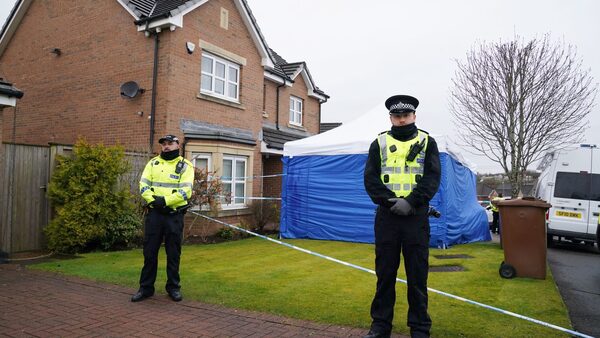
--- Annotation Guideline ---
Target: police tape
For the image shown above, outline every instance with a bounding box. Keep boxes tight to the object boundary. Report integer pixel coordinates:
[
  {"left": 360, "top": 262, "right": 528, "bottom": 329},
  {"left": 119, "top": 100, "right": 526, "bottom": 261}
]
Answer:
[
  {"left": 190, "top": 211, "right": 593, "bottom": 338},
  {"left": 216, "top": 195, "right": 281, "bottom": 201},
  {"left": 199, "top": 173, "right": 285, "bottom": 182}
]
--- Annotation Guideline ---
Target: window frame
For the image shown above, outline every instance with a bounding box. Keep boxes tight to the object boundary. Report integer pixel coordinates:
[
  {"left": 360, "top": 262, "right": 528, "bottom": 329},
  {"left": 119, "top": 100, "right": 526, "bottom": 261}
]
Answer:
[
  {"left": 191, "top": 152, "right": 212, "bottom": 172},
  {"left": 289, "top": 96, "right": 303, "bottom": 126},
  {"left": 221, "top": 155, "right": 248, "bottom": 209},
  {"left": 201, "top": 52, "right": 240, "bottom": 102},
  {"left": 190, "top": 153, "right": 213, "bottom": 211}
]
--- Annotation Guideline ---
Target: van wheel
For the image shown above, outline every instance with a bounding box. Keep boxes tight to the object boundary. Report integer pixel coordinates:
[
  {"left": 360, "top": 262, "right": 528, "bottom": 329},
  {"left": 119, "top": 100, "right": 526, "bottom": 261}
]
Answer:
[{"left": 499, "top": 263, "right": 516, "bottom": 279}]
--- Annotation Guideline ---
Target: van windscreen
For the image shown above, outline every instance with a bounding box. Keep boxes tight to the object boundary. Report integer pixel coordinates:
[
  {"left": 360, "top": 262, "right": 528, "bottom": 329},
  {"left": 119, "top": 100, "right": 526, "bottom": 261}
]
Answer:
[{"left": 554, "top": 171, "right": 600, "bottom": 201}]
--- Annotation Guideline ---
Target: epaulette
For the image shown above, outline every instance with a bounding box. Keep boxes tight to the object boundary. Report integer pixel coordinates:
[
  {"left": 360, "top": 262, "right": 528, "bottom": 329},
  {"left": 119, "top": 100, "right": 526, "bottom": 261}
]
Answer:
[
  {"left": 418, "top": 129, "right": 430, "bottom": 135},
  {"left": 377, "top": 130, "right": 389, "bottom": 136}
]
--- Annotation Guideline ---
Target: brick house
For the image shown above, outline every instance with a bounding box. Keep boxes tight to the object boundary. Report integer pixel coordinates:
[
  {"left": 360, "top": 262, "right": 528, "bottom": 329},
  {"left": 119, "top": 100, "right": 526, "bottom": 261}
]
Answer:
[{"left": 0, "top": 0, "right": 328, "bottom": 252}]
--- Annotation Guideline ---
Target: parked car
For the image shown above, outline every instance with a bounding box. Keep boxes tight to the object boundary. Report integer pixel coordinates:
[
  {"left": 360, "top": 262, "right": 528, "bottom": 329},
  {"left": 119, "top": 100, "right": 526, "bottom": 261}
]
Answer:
[{"left": 478, "top": 200, "right": 493, "bottom": 225}]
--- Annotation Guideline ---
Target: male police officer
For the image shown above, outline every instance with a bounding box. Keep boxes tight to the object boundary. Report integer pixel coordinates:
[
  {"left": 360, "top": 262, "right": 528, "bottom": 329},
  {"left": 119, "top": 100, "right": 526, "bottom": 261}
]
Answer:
[
  {"left": 131, "top": 134, "right": 194, "bottom": 302},
  {"left": 363, "top": 95, "right": 441, "bottom": 338}
]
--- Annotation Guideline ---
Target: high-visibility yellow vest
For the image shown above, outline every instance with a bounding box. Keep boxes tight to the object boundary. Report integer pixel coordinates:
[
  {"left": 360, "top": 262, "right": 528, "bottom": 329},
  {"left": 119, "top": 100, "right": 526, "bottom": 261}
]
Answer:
[
  {"left": 490, "top": 197, "right": 500, "bottom": 212},
  {"left": 378, "top": 130, "right": 429, "bottom": 197},
  {"left": 139, "top": 155, "right": 194, "bottom": 210}
]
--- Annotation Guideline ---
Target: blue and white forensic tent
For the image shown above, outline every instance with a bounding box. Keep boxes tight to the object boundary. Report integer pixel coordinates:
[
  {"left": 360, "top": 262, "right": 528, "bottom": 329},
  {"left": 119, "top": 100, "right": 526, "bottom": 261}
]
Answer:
[{"left": 280, "top": 105, "right": 491, "bottom": 247}]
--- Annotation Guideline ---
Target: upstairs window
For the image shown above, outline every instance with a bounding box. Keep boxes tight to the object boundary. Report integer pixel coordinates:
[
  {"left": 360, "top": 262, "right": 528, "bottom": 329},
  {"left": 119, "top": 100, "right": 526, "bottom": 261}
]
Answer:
[
  {"left": 201, "top": 52, "right": 239, "bottom": 101},
  {"left": 289, "top": 96, "right": 303, "bottom": 126}
]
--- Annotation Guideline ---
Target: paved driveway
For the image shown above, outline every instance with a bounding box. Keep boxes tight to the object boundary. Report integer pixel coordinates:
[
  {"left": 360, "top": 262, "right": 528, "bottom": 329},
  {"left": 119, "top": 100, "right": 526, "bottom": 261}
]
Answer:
[
  {"left": 547, "top": 242, "right": 600, "bottom": 338},
  {"left": 0, "top": 264, "right": 409, "bottom": 337}
]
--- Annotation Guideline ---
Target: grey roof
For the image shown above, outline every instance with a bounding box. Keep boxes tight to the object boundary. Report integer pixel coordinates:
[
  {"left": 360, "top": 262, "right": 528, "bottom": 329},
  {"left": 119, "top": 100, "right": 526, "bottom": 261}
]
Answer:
[
  {"left": 181, "top": 119, "right": 255, "bottom": 145},
  {"left": 320, "top": 122, "right": 342, "bottom": 133},
  {"left": 127, "top": 0, "right": 195, "bottom": 19},
  {"left": 268, "top": 49, "right": 328, "bottom": 99},
  {"left": 262, "top": 124, "right": 310, "bottom": 150},
  {"left": 0, "top": 79, "right": 23, "bottom": 99},
  {"left": 267, "top": 49, "right": 293, "bottom": 81}
]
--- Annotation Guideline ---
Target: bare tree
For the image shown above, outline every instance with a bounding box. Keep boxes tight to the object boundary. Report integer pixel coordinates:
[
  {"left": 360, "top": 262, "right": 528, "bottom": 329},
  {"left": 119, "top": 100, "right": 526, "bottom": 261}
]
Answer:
[{"left": 450, "top": 34, "right": 597, "bottom": 196}]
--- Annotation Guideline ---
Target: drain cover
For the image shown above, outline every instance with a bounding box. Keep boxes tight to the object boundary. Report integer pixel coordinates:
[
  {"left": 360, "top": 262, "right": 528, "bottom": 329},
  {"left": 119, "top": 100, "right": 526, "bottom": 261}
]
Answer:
[
  {"left": 429, "top": 265, "right": 465, "bottom": 272},
  {"left": 433, "top": 254, "right": 474, "bottom": 259}
]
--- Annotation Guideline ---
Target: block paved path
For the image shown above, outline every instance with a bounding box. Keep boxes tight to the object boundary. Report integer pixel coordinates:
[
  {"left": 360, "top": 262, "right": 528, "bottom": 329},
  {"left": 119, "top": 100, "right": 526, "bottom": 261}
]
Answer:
[{"left": 0, "top": 264, "right": 407, "bottom": 337}]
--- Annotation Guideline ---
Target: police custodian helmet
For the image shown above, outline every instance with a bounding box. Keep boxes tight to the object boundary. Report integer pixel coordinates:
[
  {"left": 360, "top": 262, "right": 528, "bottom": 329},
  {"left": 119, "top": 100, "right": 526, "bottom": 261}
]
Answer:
[{"left": 385, "top": 95, "right": 419, "bottom": 114}]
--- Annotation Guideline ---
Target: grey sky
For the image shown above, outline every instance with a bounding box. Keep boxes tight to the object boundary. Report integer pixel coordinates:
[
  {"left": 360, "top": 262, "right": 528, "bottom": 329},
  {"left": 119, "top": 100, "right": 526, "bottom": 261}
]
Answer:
[{"left": 1, "top": 0, "right": 599, "bottom": 172}]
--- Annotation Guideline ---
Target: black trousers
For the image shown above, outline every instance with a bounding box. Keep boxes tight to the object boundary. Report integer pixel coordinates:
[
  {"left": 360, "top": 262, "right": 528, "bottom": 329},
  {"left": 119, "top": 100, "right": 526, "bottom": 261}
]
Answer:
[
  {"left": 138, "top": 209, "right": 184, "bottom": 294},
  {"left": 491, "top": 211, "right": 500, "bottom": 234},
  {"left": 370, "top": 207, "right": 432, "bottom": 336}
]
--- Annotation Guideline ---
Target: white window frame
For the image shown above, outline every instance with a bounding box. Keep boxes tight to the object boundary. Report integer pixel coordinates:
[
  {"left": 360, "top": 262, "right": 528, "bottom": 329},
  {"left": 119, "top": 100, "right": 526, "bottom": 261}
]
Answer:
[
  {"left": 191, "top": 153, "right": 212, "bottom": 211},
  {"left": 289, "top": 96, "right": 303, "bottom": 126},
  {"left": 201, "top": 52, "right": 240, "bottom": 102},
  {"left": 191, "top": 152, "right": 212, "bottom": 172},
  {"left": 221, "top": 155, "right": 248, "bottom": 209}
]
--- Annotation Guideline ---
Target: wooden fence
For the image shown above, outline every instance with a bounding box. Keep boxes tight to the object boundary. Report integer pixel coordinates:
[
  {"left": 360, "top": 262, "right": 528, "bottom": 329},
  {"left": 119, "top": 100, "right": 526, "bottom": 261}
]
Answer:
[{"left": 0, "top": 143, "right": 151, "bottom": 254}]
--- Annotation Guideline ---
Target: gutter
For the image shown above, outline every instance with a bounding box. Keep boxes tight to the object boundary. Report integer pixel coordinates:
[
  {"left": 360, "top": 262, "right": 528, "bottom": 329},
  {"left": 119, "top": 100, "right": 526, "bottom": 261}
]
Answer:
[
  {"left": 148, "top": 26, "right": 160, "bottom": 151},
  {"left": 134, "top": 13, "right": 170, "bottom": 26},
  {"left": 275, "top": 82, "right": 285, "bottom": 130}
]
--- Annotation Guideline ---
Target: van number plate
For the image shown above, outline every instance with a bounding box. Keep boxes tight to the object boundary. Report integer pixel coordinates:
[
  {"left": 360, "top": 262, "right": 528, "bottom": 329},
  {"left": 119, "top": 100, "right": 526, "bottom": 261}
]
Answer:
[{"left": 555, "top": 210, "right": 582, "bottom": 218}]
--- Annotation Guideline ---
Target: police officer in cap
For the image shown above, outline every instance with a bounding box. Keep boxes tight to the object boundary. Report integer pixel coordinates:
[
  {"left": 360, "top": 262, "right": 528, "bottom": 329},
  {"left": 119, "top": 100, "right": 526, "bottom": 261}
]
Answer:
[
  {"left": 363, "top": 95, "right": 441, "bottom": 338},
  {"left": 131, "top": 134, "right": 194, "bottom": 302}
]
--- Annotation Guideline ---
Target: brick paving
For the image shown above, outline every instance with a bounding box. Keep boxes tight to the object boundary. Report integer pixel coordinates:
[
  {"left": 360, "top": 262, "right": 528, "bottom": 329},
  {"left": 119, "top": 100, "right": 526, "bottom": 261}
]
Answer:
[{"left": 0, "top": 264, "right": 407, "bottom": 337}]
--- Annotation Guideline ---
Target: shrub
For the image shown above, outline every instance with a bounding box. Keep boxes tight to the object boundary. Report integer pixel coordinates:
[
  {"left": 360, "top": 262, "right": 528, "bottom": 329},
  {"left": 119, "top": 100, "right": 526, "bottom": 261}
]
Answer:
[
  {"left": 184, "top": 167, "right": 225, "bottom": 240},
  {"left": 216, "top": 227, "right": 234, "bottom": 240},
  {"left": 247, "top": 200, "right": 280, "bottom": 233},
  {"left": 44, "top": 139, "right": 141, "bottom": 253}
]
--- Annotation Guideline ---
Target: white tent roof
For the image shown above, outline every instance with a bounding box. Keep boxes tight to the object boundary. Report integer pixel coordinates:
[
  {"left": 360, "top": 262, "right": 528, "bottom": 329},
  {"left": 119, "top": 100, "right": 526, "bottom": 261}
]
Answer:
[{"left": 284, "top": 104, "right": 477, "bottom": 171}]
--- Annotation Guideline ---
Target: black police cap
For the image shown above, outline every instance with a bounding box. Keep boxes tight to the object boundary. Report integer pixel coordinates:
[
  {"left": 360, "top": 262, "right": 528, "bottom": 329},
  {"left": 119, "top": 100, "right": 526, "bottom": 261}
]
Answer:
[
  {"left": 158, "top": 134, "right": 180, "bottom": 144},
  {"left": 385, "top": 95, "right": 419, "bottom": 114}
]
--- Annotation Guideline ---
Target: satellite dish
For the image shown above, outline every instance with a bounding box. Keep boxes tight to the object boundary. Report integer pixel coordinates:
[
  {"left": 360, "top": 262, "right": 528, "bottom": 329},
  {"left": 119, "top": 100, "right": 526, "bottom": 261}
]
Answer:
[{"left": 120, "top": 81, "right": 145, "bottom": 98}]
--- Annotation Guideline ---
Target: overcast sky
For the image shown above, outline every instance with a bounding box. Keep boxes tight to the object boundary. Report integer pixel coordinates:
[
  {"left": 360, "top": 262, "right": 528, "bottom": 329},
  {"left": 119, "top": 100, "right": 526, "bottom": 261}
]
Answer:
[{"left": 1, "top": 0, "right": 599, "bottom": 172}]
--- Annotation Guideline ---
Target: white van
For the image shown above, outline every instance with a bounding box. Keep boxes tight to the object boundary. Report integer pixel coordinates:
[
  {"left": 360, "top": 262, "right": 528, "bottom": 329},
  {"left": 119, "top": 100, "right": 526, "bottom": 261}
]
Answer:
[{"left": 535, "top": 144, "right": 599, "bottom": 246}]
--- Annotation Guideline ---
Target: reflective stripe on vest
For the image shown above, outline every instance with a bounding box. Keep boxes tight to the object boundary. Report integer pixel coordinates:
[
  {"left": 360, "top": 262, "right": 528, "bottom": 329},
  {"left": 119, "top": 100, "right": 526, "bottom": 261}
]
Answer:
[{"left": 378, "top": 130, "right": 429, "bottom": 197}]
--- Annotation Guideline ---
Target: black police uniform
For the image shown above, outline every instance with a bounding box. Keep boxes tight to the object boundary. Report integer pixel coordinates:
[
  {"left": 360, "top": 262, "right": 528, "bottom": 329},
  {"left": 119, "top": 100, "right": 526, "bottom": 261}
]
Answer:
[{"left": 364, "top": 96, "right": 441, "bottom": 338}]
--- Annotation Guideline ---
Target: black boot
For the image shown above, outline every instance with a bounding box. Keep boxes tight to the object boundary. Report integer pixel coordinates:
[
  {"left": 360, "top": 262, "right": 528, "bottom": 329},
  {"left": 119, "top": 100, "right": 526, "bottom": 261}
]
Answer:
[{"left": 363, "top": 328, "right": 391, "bottom": 338}]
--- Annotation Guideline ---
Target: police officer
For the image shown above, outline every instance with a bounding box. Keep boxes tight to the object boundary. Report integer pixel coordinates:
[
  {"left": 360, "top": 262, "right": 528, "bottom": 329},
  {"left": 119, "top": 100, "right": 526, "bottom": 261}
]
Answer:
[
  {"left": 131, "top": 134, "right": 194, "bottom": 302},
  {"left": 490, "top": 193, "right": 503, "bottom": 234},
  {"left": 363, "top": 95, "right": 441, "bottom": 338}
]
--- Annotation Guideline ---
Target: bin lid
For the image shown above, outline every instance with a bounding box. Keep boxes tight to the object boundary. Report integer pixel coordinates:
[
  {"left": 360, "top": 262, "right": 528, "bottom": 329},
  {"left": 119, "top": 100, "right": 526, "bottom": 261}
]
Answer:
[{"left": 496, "top": 197, "right": 552, "bottom": 209}]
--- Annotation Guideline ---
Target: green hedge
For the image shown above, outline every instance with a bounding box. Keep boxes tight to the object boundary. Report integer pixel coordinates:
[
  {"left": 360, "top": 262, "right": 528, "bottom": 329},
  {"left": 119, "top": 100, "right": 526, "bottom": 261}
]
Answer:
[{"left": 45, "top": 139, "right": 141, "bottom": 253}]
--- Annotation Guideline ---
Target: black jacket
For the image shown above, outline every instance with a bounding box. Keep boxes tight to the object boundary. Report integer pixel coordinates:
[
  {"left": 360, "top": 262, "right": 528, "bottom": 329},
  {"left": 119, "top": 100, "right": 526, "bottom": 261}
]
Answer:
[{"left": 364, "top": 129, "right": 441, "bottom": 215}]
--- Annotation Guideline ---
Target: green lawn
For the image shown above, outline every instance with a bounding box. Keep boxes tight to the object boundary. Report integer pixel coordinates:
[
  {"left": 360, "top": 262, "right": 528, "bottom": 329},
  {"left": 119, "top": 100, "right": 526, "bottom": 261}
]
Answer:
[{"left": 30, "top": 238, "right": 571, "bottom": 337}]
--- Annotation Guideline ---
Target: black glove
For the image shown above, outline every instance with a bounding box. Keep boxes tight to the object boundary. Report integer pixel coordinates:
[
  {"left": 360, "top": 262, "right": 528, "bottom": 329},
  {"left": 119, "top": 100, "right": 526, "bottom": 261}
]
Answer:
[
  {"left": 388, "top": 198, "right": 414, "bottom": 216},
  {"left": 151, "top": 195, "right": 166, "bottom": 209}
]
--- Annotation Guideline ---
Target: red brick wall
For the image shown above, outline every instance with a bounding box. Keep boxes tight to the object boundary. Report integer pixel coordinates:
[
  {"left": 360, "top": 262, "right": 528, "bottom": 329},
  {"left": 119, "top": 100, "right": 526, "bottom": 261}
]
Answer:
[
  {"left": 283, "top": 74, "right": 321, "bottom": 134},
  {"left": 0, "top": 1, "right": 155, "bottom": 150},
  {"left": 262, "top": 155, "right": 283, "bottom": 200},
  {"left": 263, "top": 75, "right": 321, "bottom": 134},
  {"left": 0, "top": 0, "right": 323, "bottom": 228}
]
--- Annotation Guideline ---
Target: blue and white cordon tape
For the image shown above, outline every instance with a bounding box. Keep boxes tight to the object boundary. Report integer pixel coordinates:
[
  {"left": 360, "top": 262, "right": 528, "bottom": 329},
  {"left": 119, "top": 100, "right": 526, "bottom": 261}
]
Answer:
[{"left": 190, "top": 211, "right": 594, "bottom": 338}]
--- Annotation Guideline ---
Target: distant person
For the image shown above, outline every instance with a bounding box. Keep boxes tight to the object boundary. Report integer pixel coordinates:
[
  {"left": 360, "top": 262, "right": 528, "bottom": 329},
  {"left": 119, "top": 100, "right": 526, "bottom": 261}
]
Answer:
[
  {"left": 131, "top": 134, "right": 194, "bottom": 303},
  {"left": 363, "top": 95, "right": 441, "bottom": 338},
  {"left": 490, "top": 193, "right": 503, "bottom": 234}
]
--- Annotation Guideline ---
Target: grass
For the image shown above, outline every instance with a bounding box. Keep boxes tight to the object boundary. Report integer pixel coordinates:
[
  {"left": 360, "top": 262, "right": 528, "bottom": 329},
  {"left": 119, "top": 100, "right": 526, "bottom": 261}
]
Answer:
[{"left": 30, "top": 238, "right": 571, "bottom": 337}]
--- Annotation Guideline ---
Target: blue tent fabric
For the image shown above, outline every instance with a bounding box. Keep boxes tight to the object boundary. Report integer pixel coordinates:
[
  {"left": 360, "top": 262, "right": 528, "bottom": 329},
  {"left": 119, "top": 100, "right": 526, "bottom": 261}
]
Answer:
[{"left": 281, "top": 152, "right": 491, "bottom": 247}]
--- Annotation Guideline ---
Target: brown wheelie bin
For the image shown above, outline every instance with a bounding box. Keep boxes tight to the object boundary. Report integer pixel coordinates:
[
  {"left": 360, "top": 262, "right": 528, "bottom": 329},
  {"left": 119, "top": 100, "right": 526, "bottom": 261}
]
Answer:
[{"left": 495, "top": 197, "right": 552, "bottom": 279}]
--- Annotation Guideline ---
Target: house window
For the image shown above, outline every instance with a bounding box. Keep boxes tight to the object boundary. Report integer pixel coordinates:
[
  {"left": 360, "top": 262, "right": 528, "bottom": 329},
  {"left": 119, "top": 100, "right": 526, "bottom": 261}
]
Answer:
[
  {"left": 289, "top": 96, "right": 303, "bottom": 126},
  {"left": 201, "top": 52, "right": 239, "bottom": 101},
  {"left": 192, "top": 152, "right": 211, "bottom": 172},
  {"left": 221, "top": 155, "right": 247, "bottom": 208},
  {"left": 191, "top": 153, "right": 212, "bottom": 210}
]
